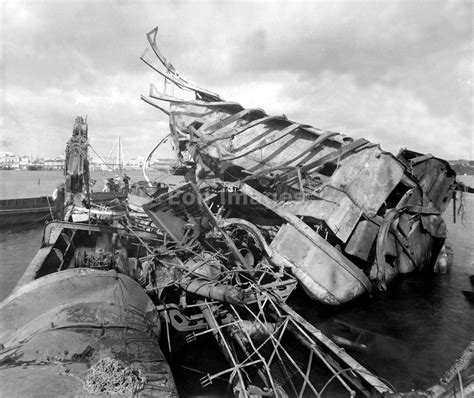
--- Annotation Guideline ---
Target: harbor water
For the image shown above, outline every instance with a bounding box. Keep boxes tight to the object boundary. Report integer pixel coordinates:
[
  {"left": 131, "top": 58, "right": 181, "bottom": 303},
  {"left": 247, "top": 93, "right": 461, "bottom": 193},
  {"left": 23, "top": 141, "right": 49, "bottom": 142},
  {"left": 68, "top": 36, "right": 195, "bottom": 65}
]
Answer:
[{"left": 0, "top": 170, "right": 472, "bottom": 394}]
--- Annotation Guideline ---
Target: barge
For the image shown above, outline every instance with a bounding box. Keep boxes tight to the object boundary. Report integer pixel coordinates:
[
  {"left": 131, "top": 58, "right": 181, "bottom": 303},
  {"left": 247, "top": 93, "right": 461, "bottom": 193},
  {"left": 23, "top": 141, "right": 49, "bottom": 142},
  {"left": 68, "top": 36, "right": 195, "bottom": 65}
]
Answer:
[{"left": 0, "top": 196, "right": 56, "bottom": 227}]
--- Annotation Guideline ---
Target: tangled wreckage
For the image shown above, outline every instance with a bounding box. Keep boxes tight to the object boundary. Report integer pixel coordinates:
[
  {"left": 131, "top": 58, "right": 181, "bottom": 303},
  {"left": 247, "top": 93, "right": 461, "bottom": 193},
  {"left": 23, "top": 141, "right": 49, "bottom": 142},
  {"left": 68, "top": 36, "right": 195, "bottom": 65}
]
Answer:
[
  {"left": 0, "top": 27, "right": 469, "bottom": 397},
  {"left": 140, "top": 27, "right": 456, "bottom": 303}
]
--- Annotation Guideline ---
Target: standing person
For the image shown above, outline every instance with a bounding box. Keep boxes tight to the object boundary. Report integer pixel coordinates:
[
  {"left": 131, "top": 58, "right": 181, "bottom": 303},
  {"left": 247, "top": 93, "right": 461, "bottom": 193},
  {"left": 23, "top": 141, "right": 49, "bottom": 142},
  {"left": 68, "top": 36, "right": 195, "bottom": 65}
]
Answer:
[
  {"left": 106, "top": 177, "right": 114, "bottom": 192},
  {"left": 114, "top": 175, "right": 121, "bottom": 192},
  {"left": 122, "top": 174, "right": 130, "bottom": 193},
  {"left": 103, "top": 178, "right": 110, "bottom": 192}
]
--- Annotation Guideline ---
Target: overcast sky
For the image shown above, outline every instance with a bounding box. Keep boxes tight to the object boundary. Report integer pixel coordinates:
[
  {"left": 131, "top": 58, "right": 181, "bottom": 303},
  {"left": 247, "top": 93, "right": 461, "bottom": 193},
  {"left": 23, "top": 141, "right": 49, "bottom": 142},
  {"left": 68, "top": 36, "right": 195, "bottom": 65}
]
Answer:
[{"left": 1, "top": 0, "right": 472, "bottom": 161}]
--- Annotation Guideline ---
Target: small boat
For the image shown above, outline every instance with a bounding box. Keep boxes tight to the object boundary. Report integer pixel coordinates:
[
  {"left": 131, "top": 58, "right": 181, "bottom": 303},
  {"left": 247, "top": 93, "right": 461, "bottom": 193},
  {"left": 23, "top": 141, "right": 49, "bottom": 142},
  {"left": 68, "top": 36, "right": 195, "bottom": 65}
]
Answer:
[
  {"left": 0, "top": 196, "right": 57, "bottom": 227},
  {"left": 27, "top": 164, "right": 44, "bottom": 171}
]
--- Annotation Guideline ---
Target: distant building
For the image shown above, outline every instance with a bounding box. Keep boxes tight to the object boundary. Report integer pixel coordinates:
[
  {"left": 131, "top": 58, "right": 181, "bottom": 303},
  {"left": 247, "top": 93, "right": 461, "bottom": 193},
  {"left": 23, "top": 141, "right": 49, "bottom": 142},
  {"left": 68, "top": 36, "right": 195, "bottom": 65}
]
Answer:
[
  {"left": 0, "top": 152, "right": 67, "bottom": 170},
  {"left": 125, "top": 157, "right": 145, "bottom": 169},
  {"left": 28, "top": 158, "right": 45, "bottom": 170},
  {"left": 44, "top": 155, "right": 65, "bottom": 171},
  {"left": 19, "top": 156, "right": 31, "bottom": 169},
  {"left": 0, "top": 152, "right": 19, "bottom": 169},
  {"left": 151, "top": 158, "right": 175, "bottom": 170}
]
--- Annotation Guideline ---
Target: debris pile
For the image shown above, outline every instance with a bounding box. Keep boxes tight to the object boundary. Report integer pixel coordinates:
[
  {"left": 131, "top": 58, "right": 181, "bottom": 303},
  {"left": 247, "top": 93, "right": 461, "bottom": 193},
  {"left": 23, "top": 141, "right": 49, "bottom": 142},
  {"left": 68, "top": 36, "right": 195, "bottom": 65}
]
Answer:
[
  {"left": 130, "top": 27, "right": 455, "bottom": 396},
  {"left": 139, "top": 26, "right": 456, "bottom": 302},
  {"left": 61, "top": 27, "right": 461, "bottom": 396}
]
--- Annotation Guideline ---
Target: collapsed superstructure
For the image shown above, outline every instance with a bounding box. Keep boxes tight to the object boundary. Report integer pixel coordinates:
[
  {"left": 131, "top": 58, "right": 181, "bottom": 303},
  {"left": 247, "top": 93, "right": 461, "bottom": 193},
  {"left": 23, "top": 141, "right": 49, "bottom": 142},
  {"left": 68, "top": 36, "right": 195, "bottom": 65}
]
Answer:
[
  {"left": 1, "top": 27, "right": 464, "bottom": 398},
  {"left": 140, "top": 27, "right": 456, "bottom": 306}
]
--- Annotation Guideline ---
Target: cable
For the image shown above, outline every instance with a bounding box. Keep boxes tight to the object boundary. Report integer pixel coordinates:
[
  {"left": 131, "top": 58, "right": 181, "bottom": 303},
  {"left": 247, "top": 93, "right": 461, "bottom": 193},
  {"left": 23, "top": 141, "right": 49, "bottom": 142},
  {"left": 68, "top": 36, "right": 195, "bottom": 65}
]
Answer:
[{"left": 319, "top": 367, "right": 397, "bottom": 397}]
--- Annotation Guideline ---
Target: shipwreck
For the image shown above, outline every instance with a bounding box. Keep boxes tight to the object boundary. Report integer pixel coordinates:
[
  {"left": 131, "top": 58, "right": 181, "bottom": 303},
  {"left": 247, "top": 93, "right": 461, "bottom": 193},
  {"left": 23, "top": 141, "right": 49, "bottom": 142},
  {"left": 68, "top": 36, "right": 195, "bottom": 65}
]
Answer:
[
  {"left": 140, "top": 27, "right": 456, "bottom": 305},
  {"left": 0, "top": 27, "right": 469, "bottom": 398}
]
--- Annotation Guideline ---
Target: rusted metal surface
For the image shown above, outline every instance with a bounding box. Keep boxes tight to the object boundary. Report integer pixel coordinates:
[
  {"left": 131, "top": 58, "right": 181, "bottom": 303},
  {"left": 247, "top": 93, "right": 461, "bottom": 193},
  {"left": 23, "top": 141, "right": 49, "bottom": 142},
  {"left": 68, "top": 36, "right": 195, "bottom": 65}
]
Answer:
[
  {"left": 271, "top": 223, "right": 369, "bottom": 304},
  {"left": 132, "top": 26, "right": 461, "bottom": 395},
  {"left": 0, "top": 268, "right": 177, "bottom": 397},
  {"left": 345, "top": 219, "right": 379, "bottom": 262},
  {"left": 6, "top": 188, "right": 390, "bottom": 396},
  {"left": 140, "top": 26, "right": 456, "bottom": 303}
]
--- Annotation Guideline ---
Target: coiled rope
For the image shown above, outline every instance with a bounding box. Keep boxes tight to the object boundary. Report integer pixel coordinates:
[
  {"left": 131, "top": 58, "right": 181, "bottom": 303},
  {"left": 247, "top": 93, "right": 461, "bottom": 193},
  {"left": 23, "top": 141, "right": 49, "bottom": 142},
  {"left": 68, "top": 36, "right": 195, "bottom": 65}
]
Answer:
[{"left": 84, "top": 357, "right": 146, "bottom": 395}]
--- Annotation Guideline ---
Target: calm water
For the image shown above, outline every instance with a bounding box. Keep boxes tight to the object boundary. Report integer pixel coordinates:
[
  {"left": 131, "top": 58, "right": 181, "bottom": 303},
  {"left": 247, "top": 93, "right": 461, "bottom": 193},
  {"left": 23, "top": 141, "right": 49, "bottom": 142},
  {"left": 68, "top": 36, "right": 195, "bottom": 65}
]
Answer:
[
  {"left": 0, "top": 169, "right": 172, "bottom": 199},
  {"left": 0, "top": 171, "right": 472, "bottom": 393},
  {"left": 0, "top": 169, "right": 173, "bottom": 301}
]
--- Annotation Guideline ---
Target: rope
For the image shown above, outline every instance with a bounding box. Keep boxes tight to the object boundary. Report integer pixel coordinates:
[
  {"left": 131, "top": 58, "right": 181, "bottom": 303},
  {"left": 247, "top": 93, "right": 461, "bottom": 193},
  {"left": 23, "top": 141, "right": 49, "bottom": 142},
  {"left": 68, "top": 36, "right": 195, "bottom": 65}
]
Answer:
[
  {"left": 46, "top": 196, "right": 55, "bottom": 220},
  {"left": 87, "top": 143, "right": 113, "bottom": 176},
  {"left": 84, "top": 357, "right": 146, "bottom": 395}
]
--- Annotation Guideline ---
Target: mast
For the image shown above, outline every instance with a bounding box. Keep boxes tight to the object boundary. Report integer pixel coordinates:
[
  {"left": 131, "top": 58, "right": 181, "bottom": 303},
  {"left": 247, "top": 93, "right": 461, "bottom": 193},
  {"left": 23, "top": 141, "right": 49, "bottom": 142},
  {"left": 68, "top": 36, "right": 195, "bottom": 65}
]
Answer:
[
  {"left": 117, "top": 137, "right": 122, "bottom": 172},
  {"left": 118, "top": 137, "right": 124, "bottom": 172},
  {"left": 106, "top": 137, "right": 125, "bottom": 171},
  {"left": 106, "top": 139, "right": 118, "bottom": 170}
]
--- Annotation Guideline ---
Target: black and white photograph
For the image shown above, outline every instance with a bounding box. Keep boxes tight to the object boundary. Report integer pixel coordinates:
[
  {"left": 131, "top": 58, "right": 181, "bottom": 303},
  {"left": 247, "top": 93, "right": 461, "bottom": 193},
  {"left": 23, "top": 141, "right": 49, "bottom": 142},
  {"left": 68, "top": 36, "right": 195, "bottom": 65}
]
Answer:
[{"left": 0, "top": 1, "right": 472, "bottom": 396}]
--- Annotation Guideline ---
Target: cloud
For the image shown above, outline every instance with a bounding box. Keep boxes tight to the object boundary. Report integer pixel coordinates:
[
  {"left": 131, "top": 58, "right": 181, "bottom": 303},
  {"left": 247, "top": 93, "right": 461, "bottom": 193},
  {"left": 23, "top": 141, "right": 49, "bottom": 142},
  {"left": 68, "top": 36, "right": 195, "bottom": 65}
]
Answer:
[
  {"left": 212, "top": 70, "right": 471, "bottom": 159},
  {"left": 225, "top": 2, "right": 472, "bottom": 132},
  {"left": 1, "top": 0, "right": 472, "bottom": 161}
]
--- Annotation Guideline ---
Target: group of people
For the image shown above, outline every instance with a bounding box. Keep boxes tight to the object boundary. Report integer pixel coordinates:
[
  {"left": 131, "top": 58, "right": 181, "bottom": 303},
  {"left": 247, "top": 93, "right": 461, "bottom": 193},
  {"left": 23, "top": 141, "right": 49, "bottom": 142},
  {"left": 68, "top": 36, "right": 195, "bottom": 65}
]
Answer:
[{"left": 103, "top": 174, "right": 130, "bottom": 193}]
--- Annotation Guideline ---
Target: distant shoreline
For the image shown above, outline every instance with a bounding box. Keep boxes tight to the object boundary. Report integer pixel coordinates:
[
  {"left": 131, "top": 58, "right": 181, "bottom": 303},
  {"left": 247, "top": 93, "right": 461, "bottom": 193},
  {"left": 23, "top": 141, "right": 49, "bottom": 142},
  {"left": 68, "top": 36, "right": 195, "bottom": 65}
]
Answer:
[
  {"left": 0, "top": 168, "right": 167, "bottom": 172},
  {"left": 2, "top": 168, "right": 474, "bottom": 176}
]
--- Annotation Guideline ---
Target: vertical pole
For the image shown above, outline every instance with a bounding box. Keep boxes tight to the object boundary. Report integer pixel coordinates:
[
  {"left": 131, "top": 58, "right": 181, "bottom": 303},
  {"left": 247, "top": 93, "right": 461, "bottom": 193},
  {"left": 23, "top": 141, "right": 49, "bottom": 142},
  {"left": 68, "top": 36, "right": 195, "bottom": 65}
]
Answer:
[
  {"left": 120, "top": 137, "right": 125, "bottom": 172},
  {"left": 117, "top": 137, "right": 121, "bottom": 172},
  {"left": 452, "top": 190, "right": 456, "bottom": 224},
  {"left": 106, "top": 138, "right": 118, "bottom": 170}
]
